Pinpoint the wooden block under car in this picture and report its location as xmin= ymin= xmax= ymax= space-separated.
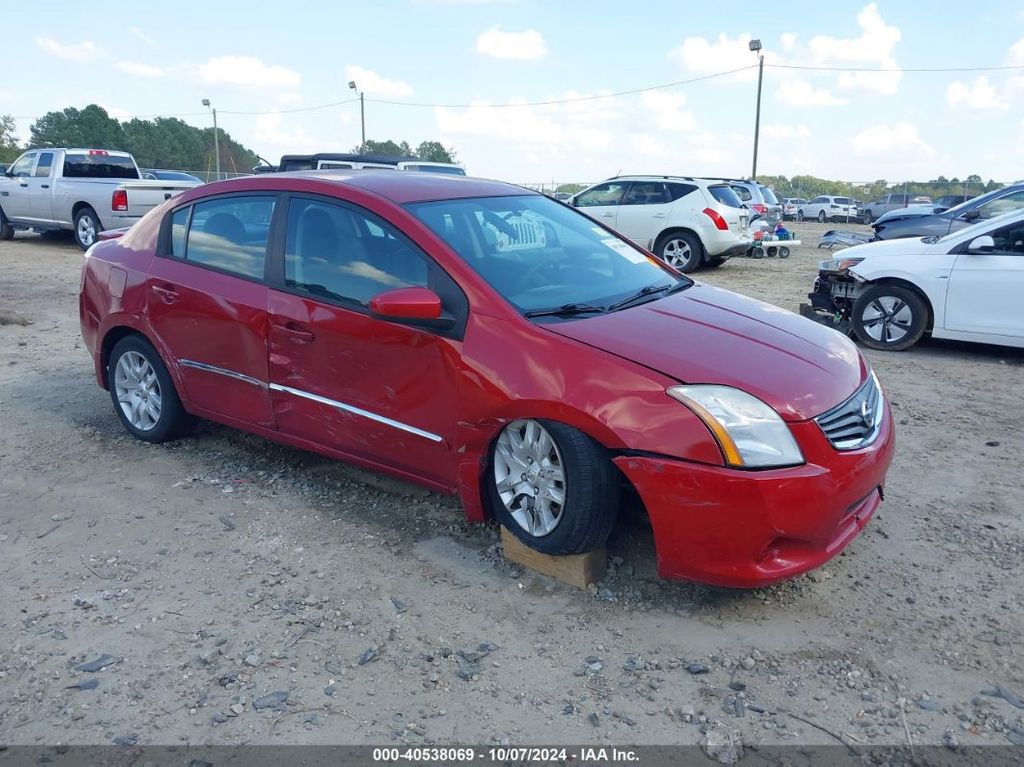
xmin=500 ymin=526 xmax=607 ymax=589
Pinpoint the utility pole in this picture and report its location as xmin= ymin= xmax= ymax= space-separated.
xmin=749 ymin=39 xmax=764 ymax=180
xmin=349 ymin=81 xmax=365 ymax=151
xmin=202 ymin=98 xmax=221 ymax=181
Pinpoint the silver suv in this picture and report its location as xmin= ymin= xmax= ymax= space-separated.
xmin=708 ymin=179 xmax=782 ymax=225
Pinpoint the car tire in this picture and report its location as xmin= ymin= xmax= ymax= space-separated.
xmin=74 ymin=207 xmax=102 ymax=250
xmin=796 ymin=209 xmax=805 ymax=222
xmin=817 ymin=210 xmax=827 ymax=223
xmin=851 ymin=285 xmax=928 ymax=351
xmin=862 ymin=210 xmax=874 ymax=224
xmin=0 ymin=208 xmax=14 ymax=241
xmin=107 ymin=335 xmax=197 ymax=443
xmin=488 ymin=419 xmax=619 ymax=556
xmin=655 ymin=231 xmax=702 ymax=273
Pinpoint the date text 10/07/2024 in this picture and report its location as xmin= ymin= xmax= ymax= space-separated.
xmin=372 ymin=747 xmax=640 ymax=763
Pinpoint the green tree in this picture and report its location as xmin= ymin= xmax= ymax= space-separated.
xmin=0 ymin=114 xmax=21 ymax=162
xmin=30 ymin=105 xmax=125 ymax=150
xmin=356 ymin=139 xmax=412 ymax=156
xmin=415 ymin=140 xmax=456 ymax=163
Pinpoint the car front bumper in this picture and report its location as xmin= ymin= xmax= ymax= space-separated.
xmin=612 ymin=404 xmax=895 ymax=588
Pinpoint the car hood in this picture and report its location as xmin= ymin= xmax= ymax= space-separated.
xmin=873 ymin=212 xmax=956 ymax=239
xmin=838 ymin=236 xmax=933 ymax=260
xmin=874 ymin=206 xmax=937 ymax=224
xmin=546 ymin=284 xmax=866 ymax=421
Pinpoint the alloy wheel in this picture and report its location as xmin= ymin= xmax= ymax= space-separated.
xmin=114 ymin=351 xmax=162 ymax=431
xmin=493 ymin=419 xmax=566 ymax=537
xmin=861 ymin=296 xmax=913 ymax=344
xmin=661 ymin=238 xmax=694 ymax=270
xmin=77 ymin=215 xmax=96 ymax=247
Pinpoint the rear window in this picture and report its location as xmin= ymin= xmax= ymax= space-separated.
xmin=730 ymin=184 xmax=752 ymax=202
xmin=403 ymin=164 xmax=466 ymax=175
xmin=758 ymin=185 xmax=779 ymax=204
xmin=63 ymin=153 xmax=138 ymax=179
xmin=708 ymin=185 xmax=743 ymax=208
xmin=834 ymin=197 xmax=852 ymax=205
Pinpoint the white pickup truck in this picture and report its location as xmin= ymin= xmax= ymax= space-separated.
xmin=0 ymin=148 xmax=201 ymax=249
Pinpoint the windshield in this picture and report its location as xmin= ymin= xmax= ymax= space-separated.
xmin=944 ymin=187 xmax=1013 ymax=217
xmin=407 ymin=195 xmax=687 ymax=316
xmin=933 ymin=208 xmax=1024 ymax=245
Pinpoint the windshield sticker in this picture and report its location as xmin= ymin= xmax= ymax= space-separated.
xmin=602 ymin=238 xmax=648 ymax=264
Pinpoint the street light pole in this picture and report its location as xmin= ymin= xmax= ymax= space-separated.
xmin=749 ymin=39 xmax=764 ymax=180
xmin=349 ymin=81 xmax=365 ymax=151
xmin=202 ymin=98 xmax=221 ymax=181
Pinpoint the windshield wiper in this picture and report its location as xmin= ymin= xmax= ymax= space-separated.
xmin=524 ymin=303 xmax=607 ymax=319
xmin=606 ymin=280 xmax=690 ymax=312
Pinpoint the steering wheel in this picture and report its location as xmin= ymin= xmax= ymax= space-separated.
xmin=507 ymin=256 xmax=561 ymax=294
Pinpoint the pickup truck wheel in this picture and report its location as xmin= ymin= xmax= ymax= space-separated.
xmin=488 ymin=419 xmax=619 ymax=555
xmin=74 ymin=207 xmax=101 ymax=250
xmin=0 ymin=208 xmax=14 ymax=241
xmin=107 ymin=335 xmax=197 ymax=443
xmin=817 ymin=210 xmax=827 ymax=223
xmin=655 ymin=231 xmax=702 ymax=273
xmin=852 ymin=285 xmax=928 ymax=351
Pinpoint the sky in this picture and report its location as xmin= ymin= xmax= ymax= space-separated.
xmin=4 ymin=1 xmax=1023 ymax=184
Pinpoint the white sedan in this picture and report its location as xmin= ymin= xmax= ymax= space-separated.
xmin=801 ymin=208 xmax=1024 ymax=350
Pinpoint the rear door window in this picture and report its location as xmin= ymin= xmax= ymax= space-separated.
xmin=622 ymin=182 xmax=669 ymax=205
xmin=173 ymin=196 xmax=276 ymax=279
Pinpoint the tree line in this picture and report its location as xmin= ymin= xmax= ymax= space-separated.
xmin=757 ymin=174 xmax=1005 ymax=202
xmin=0 ymin=106 xmax=457 ymax=172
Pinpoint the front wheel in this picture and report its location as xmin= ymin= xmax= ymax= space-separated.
xmin=489 ymin=419 xmax=619 ymax=555
xmin=655 ymin=231 xmax=702 ymax=273
xmin=852 ymin=285 xmax=928 ymax=351
xmin=862 ymin=210 xmax=874 ymax=224
xmin=74 ymin=207 xmax=102 ymax=250
xmin=107 ymin=335 xmax=197 ymax=442
xmin=817 ymin=210 xmax=826 ymax=223
xmin=796 ymin=209 xmax=805 ymax=222
xmin=0 ymin=208 xmax=14 ymax=240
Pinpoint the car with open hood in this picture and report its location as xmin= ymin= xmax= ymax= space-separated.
xmin=79 ymin=170 xmax=894 ymax=588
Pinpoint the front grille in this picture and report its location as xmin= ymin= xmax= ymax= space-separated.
xmin=816 ymin=373 xmax=884 ymax=450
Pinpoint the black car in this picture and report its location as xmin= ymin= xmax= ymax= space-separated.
xmin=873 ymin=184 xmax=1024 ymax=240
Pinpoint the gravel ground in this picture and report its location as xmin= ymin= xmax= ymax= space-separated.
xmin=1 ymin=222 xmax=1023 ymax=756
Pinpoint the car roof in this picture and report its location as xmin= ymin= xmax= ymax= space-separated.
xmin=194 ymin=169 xmax=533 ymax=204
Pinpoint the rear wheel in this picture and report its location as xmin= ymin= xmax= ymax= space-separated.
xmin=655 ymin=231 xmax=702 ymax=273
xmin=107 ymin=335 xmax=197 ymax=442
xmin=74 ymin=207 xmax=102 ymax=250
xmin=489 ymin=419 xmax=619 ymax=555
xmin=852 ymin=285 xmax=928 ymax=351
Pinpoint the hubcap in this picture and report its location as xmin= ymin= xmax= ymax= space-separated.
xmin=114 ymin=351 xmax=162 ymax=431
xmin=662 ymin=238 xmax=693 ymax=269
xmin=862 ymin=296 xmax=913 ymax=343
xmin=493 ymin=419 xmax=566 ymax=537
xmin=77 ymin=215 xmax=96 ymax=246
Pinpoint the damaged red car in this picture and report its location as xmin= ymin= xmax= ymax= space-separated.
xmin=80 ymin=172 xmax=894 ymax=588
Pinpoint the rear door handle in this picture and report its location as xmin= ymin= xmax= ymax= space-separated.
xmin=40 ymin=184 xmax=49 ymax=189
xmin=276 ymin=322 xmax=315 ymax=343
xmin=600 ymin=212 xmax=614 ymax=218
xmin=151 ymin=284 xmax=179 ymax=304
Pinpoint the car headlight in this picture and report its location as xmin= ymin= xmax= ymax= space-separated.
xmin=818 ymin=256 xmax=864 ymax=272
xmin=667 ymin=385 xmax=805 ymax=468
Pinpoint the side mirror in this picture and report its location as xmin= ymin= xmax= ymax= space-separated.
xmin=961 ymin=209 xmax=981 ymax=222
xmin=967 ymin=235 xmax=994 ymax=253
xmin=369 ymin=287 xmax=450 ymax=326
xmin=3 ymin=168 xmax=12 ymax=178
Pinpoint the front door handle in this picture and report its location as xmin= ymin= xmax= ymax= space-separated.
xmin=151 ymin=284 xmax=180 ymax=304
xmin=277 ymin=322 xmax=315 ymax=343
xmin=600 ymin=212 xmax=614 ymax=218
xmin=40 ymin=184 xmax=49 ymax=189
xmin=653 ymin=213 xmax=666 ymax=218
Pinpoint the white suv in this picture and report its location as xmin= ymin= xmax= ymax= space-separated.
xmin=569 ymin=176 xmax=751 ymax=272
xmin=798 ymin=195 xmax=858 ymax=223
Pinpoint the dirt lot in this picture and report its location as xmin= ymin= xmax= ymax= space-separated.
xmin=1 ymin=222 xmax=1023 ymax=755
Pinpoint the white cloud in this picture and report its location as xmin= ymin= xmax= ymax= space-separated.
xmin=97 ymin=104 xmax=132 ymax=121
xmin=852 ymin=121 xmax=933 ymax=158
xmin=1009 ymin=38 xmax=1024 ymax=65
xmin=640 ymin=91 xmax=697 ymax=132
xmin=199 ymin=55 xmax=301 ymax=89
xmin=763 ymin=123 xmax=811 ymax=139
xmin=667 ymin=33 xmax=771 ymax=82
xmin=475 ymin=26 xmax=547 ymax=60
xmin=807 ymin=3 xmax=902 ymax=94
xmin=275 ymin=93 xmax=303 ymax=105
xmin=344 ymin=65 xmax=412 ymax=97
xmin=129 ymin=27 xmax=156 ymax=47
xmin=947 ymin=76 xmax=1007 ymax=110
xmin=775 ymin=78 xmax=846 ymax=106
xmin=253 ymin=112 xmax=322 ymax=156
xmin=780 ymin=32 xmax=797 ymax=52
xmin=117 ymin=60 xmax=164 ymax=78
xmin=35 ymin=37 xmax=104 ymax=62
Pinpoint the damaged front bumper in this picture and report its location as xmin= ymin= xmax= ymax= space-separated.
xmin=798 ymin=268 xmax=866 ymax=335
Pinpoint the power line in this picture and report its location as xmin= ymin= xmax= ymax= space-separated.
xmin=770 ymin=62 xmax=1024 ymax=73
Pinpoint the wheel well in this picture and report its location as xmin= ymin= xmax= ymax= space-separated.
xmin=99 ymin=326 xmax=144 ymax=387
xmin=654 ymin=227 xmax=705 ymax=259
xmin=867 ymin=278 xmax=934 ymax=331
xmin=71 ymin=201 xmax=97 ymax=221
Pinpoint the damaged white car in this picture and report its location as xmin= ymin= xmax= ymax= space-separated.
xmin=800 ymin=208 xmax=1024 ymax=351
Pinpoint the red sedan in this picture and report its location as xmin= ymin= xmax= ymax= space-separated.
xmin=79 ymin=172 xmax=894 ymax=588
